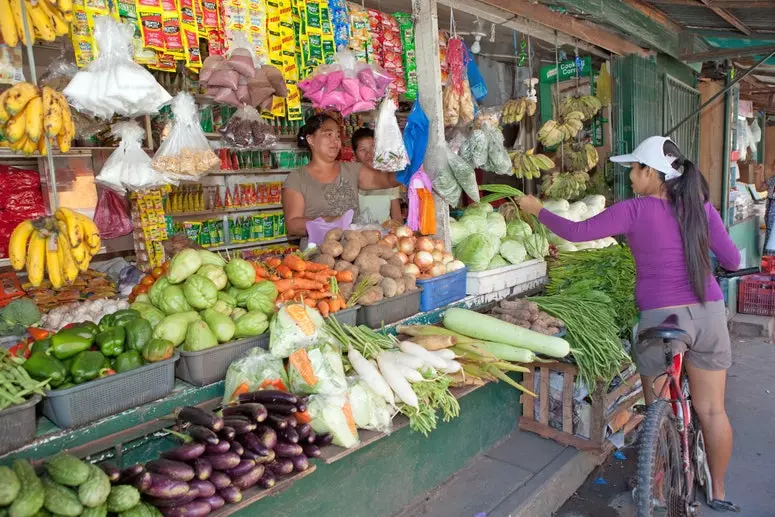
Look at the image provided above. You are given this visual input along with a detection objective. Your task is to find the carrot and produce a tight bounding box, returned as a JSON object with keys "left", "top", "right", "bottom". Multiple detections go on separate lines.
{"left": 339, "top": 293, "right": 347, "bottom": 308}
{"left": 303, "top": 297, "right": 317, "bottom": 308}
{"left": 302, "top": 272, "right": 331, "bottom": 284}
{"left": 328, "top": 297, "right": 340, "bottom": 313}
{"left": 273, "top": 278, "right": 325, "bottom": 292}
{"left": 295, "top": 410, "right": 312, "bottom": 424}
{"left": 306, "top": 290, "right": 331, "bottom": 300}
{"left": 266, "top": 257, "right": 282, "bottom": 268}
{"left": 230, "top": 382, "right": 251, "bottom": 402}
{"left": 278, "top": 289, "right": 296, "bottom": 302}
{"left": 317, "top": 300, "right": 330, "bottom": 317}
{"left": 305, "top": 262, "right": 328, "bottom": 272}
{"left": 335, "top": 270, "right": 354, "bottom": 283}
{"left": 276, "top": 264, "right": 293, "bottom": 279}
{"left": 283, "top": 254, "right": 307, "bottom": 272}
{"left": 289, "top": 350, "right": 319, "bottom": 386}
{"left": 269, "top": 274, "right": 281, "bottom": 281}
{"left": 252, "top": 262, "right": 268, "bottom": 278}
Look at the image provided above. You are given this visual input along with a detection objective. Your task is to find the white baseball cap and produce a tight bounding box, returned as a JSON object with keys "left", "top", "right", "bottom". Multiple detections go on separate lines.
{"left": 609, "top": 136, "right": 683, "bottom": 180}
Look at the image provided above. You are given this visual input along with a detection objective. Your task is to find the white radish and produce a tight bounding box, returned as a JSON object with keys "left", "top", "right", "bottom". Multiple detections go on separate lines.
{"left": 432, "top": 349, "right": 457, "bottom": 361}
{"left": 442, "top": 359, "right": 462, "bottom": 374}
{"left": 399, "top": 341, "right": 448, "bottom": 369}
{"left": 395, "top": 364, "right": 423, "bottom": 383}
{"left": 387, "top": 351, "right": 425, "bottom": 370}
{"left": 377, "top": 352, "right": 418, "bottom": 408}
{"left": 348, "top": 347, "right": 395, "bottom": 406}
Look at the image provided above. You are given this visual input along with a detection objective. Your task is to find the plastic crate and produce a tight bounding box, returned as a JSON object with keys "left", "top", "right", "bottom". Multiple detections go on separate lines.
{"left": 176, "top": 334, "right": 270, "bottom": 386}
{"left": 466, "top": 259, "right": 547, "bottom": 295}
{"left": 0, "top": 394, "right": 41, "bottom": 455}
{"left": 357, "top": 289, "right": 422, "bottom": 329}
{"left": 416, "top": 268, "right": 467, "bottom": 312}
{"left": 328, "top": 305, "right": 359, "bottom": 326}
{"left": 42, "top": 354, "right": 179, "bottom": 429}
{"left": 737, "top": 274, "right": 775, "bottom": 316}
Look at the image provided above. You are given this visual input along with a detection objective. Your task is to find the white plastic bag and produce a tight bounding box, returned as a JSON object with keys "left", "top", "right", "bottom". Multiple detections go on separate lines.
{"left": 287, "top": 340, "right": 348, "bottom": 396}
{"left": 268, "top": 303, "right": 326, "bottom": 358}
{"left": 222, "top": 347, "right": 289, "bottom": 404}
{"left": 63, "top": 16, "right": 171, "bottom": 119}
{"left": 373, "top": 97, "right": 409, "bottom": 172}
{"left": 219, "top": 105, "right": 277, "bottom": 148}
{"left": 751, "top": 118, "right": 762, "bottom": 143}
{"left": 151, "top": 92, "right": 220, "bottom": 181}
{"left": 347, "top": 376, "right": 393, "bottom": 434}
{"left": 96, "top": 121, "right": 170, "bottom": 193}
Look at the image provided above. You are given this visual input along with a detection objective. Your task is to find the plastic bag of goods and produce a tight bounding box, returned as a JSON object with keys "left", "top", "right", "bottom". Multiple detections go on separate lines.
{"left": 307, "top": 394, "right": 360, "bottom": 448}
{"left": 446, "top": 146, "right": 479, "bottom": 203}
{"left": 219, "top": 105, "right": 277, "bottom": 148}
{"left": 269, "top": 303, "right": 326, "bottom": 358}
{"left": 94, "top": 189, "right": 132, "bottom": 240}
{"left": 63, "top": 16, "right": 171, "bottom": 119}
{"left": 371, "top": 97, "right": 409, "bottom": 172}
{"left": 288, "top": 340, "right": 348, "bottom": 396}
{"left": 151, "top": 93, "right": 220, "bottom": 181}
{"left": 222, "top": 347, "right": 289, "bottom": 404}
{"left": 433, "top": 145, "right": 463, "bottom": 206}
{"left": 305, "top": 209, "right": 354, "bottom": 247}
{"left": 347, "top": 376, "right": 393, "bottom": 434}
{"left": 96, "top": 121, "right": 169, "bottom": 193}
{"left": 483, "top": 126, "right": 513, "bottom": 175}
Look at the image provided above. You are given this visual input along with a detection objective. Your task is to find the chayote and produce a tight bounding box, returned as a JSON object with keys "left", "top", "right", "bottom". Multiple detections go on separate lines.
{"left": 230, "top": 308, "right": 248, "bottom": 321}
{"left": 225, "top": 258, "right": 255, "bottom": 289}
{"left": 153, "top": 311, "right": 201, "bottom": 346}
{"left": 196, "top": 264, "right": 228, "bottom": 291}
{"left": 198, "top": 249, "right": 226, "bottom": 267}
{"left": 183, "top": 275, "right": 218, "bottom": 310}
{"left": 203, "top": 309, "right": 236, "bottom": 343}
{"left": 149, "top": 276, "right": 170, "bottom": 307}
{"left": 129, "top": 302, "right": 166, "bottom": 329}
{"left": 183, "top": 320, "right": 219, "bottom": 351}
{"left": 246, "top": 294, "right": 275, "bottom": 316}
{"left": 168, "top": 249, "right": 202, "bottom": 284}
{"left": 234, "top": 311, "right": 269, "bottom": 338}
{"left": 158, "top": 285, "right": 192, "bottom": 315}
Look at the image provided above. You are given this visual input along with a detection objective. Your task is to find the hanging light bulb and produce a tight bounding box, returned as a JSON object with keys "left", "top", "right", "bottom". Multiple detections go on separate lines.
{"left": 471, "top": 35, "right": 482, "bottom": 54}
{"left": 470, "top": 17, "right": 487, "bottom": 55}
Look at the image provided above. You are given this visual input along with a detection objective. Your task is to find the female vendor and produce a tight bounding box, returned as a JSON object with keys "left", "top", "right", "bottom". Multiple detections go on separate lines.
{"left": 283, "top": 115, "right": 401, "bottom": 240}
{"left": 351, "top": 127, "right": 403, "bottom": 224}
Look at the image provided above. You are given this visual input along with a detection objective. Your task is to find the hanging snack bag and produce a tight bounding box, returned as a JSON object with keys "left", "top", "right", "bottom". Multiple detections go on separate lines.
{"left": 373, "top": 97, "right": 409, "bottom": 172}
{"left": 97, "top": 121, "right": 170, "bottom": 192}
{"left": 152, "top": 92, "right": 221, "bottom": 181}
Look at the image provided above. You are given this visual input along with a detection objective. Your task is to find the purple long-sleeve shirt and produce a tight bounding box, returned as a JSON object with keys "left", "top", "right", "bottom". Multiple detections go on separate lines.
{"left": 538, "top": 197, "right": 741, "bottom": 311}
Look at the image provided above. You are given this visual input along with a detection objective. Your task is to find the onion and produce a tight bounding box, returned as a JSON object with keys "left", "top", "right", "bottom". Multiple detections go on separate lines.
{"left": 407, "top": 253, "right": 415, "bottom": 264}
{"left": 441, "top": 252, "right": 454, "bottom": 264}
{"left": 395, "top": 226, "right": 413, "bottom": 238}
{"left": 398, "top": 237, "right": 414, "bottom": 254}
{"left": 395, "top": 252, "right": 409, "bottom": 265}
{"left": 429, "top": 263, "right": 447, "bottom": 277}
{"left": 446, "top": 260, "right": 466, "bottom": 272}
{"left": 414, "top": 251, "right": 434, "bottom": 272}
{"left": 431, "top": 250, "right": 443, "bottom": 262}
{"left": 404, "top": 263, "right": 420, "bottom": 276}
{"left": 378, "top": 238, "right": 394, "bottom": 248}
{"left": 416, "top": 236, "right": 434, "bottom": 253}
{"left": 383, "top": 234, "right": 398, "bottom": 247}
{"left": 433, "top": 239, "right": 445, "bottom": 252}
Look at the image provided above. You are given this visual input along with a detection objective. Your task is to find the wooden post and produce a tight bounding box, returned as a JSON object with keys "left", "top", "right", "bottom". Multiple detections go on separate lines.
{"left": 413, "top": 0, "right": 450, "bottom": 248}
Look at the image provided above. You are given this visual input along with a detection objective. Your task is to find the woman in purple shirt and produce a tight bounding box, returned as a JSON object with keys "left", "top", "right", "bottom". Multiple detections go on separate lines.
{"left": 518, "top": 136, "right": 741, "bottom": 512}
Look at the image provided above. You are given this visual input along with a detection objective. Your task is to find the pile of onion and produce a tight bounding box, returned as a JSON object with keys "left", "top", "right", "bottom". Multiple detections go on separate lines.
{"left": 386, "top": 226, "right": 463, "bottom": 279}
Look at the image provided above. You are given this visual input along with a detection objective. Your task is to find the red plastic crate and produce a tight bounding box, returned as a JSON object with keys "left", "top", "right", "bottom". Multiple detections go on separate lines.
{"left": 738, "top": 275, "right": 775, "bottom": 316}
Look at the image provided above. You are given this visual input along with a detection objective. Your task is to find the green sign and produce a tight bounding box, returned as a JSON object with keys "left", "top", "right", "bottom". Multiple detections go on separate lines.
{"left": 540, "top": 56, "right": 593, "bottom": 83}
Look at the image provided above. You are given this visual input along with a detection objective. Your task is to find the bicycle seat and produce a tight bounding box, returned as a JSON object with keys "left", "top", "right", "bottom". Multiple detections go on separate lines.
{"left": 637, "top": 315, "right": 693, "bottom": 346}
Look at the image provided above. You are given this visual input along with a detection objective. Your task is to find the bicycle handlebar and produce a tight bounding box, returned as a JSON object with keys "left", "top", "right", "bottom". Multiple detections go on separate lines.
{"left": 714, "top": 266, "right": 760, "bottom": 279}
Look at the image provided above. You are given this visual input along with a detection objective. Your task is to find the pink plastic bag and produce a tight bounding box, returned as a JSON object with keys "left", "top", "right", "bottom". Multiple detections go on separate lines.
{"left": 94, "top": 189, "right": 133, "bottom": 240}
{"left": 305, "top": 210, "right": 354, "bottom": 246}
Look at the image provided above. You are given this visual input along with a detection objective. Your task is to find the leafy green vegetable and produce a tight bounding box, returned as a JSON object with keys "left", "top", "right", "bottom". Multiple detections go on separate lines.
{"left": 488, "top": 254, "right": 509, "bottom": 269}
{"left": 449, "top": 220, "right": 470, "bottom": 247}
{"left": 1, "top": 298, "right": 40, "bottom": 327}
{"left": 506, "top": 219, "right": 532, "bottom": 241}
{"left": 455, "top": 234, "right": 499, "bottom": 272}
{"left": 484, "top": 212, "right": 507, "bottom": 240}
{"left": 499, "top": 239, "right": 527, "bottom": 265}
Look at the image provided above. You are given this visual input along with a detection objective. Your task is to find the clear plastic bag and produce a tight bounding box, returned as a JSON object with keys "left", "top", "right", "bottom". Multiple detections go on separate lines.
{"left": 219, "top": 105, "right": 277, "bottom": 148}
{"left": 483, "top": 126, "right": 513, "bottom": 175}
{"left": 94, "top": 189, "right": 132, "bottom": 239}
{"left": 222, "top": 347, "right": 289, "bottom": 404}
{"left": 152, "top": 92, "right": 220, "bottom": 181}
{"left": 63, "top": 16, "right": 171, "bottom": 119}
{"left": 307, "top": 394, "right": 360, "bottom": 448}
{"left": 288, "top": 340, "right": 348, "bottom": 396}
{"left": 269, "top": 302, "right": 327, "bottom": 358}
{"left": 434, "top": 145, "right": 463, "bottom": 206}
{"left": 373, "top": 97, "right": 409, "bottom": 172}
{"left": 447, "top": 146, "right": 480, "bottom": 202}
{"left": 97, "top": 121, "right": 170, "bottom": 192}
{"left": 751, "top": 118, "right": 762, "bottom": 143}
{"left": 459, "top": 129, "right": 488, "bottom": 168}
{"left": 347, "top": 376, "right": 394, "bottom": 434}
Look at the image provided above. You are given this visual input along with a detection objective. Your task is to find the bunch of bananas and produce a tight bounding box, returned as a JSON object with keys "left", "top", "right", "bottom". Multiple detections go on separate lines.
{"left": 8, "top": 208, "right": 100, "bottom": 289}
{"left": 0, "top": 82, "right": 74, "bottom": 155}
{"left": 510, "top": 150, "right": 555, "bottom": 179}
{"left": 537, "top": 111, "right": 585, "bottom": 147}
{"left": 558, "top": 95, "right": 602, "bottom": 121}
{"left": 501, "top": 97, "right": 537, "bottom": 124}
{"left": 558, "top": 142, "right": 599, "bottom": 173}
{"left": 541, "top": 171, "right": 590, "bottom": 201}
{"left": 0, "top": 0, "right": 72, "bottom": 48}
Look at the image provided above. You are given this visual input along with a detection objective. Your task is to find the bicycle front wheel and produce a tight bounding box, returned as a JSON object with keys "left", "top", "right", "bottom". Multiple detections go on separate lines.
{"left": 636, "top": 399, "right": 685, "bottom": 517}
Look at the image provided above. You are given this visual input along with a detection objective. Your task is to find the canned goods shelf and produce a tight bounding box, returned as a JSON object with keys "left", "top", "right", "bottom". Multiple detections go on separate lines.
{"left": 168, "top": 204, "right": 283, "bottom": 218}
{"left": 206, "top": 235, "right": 300, "bottom": 252}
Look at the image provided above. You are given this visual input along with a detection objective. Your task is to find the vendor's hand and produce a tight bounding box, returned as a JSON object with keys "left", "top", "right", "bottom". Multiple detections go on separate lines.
{"left": 516, "top": 195, "right": 543, "bottom": 217}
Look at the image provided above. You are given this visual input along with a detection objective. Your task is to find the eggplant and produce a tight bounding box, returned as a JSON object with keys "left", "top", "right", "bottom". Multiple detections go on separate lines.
{"left": 146, "top": 487, "right": 200, "bottom": 508}
{"left": 100, "top": 462, "right": 121, "bottom": 483}
{"left": 229, "top": 440, "right": 245, "bottom": 456}
{"left": 258, "top": 470, "right": 276, "bottom": 489}
{"left": 239, "top": 390, "right": 297, "bottom": 405}
{"left": 203, "top": 452, "right": 241, "bottom": 471}
{"left": 268, "top": 459, "right": 293, "bottom": 476}
{"left": 295, "top": 400, "right": 307, "bottom": 413}
{"left": 232, "top": 465, "right": 265, "bottom": 490}
{"left": 142, "top": 473, "right": 190, "bottom": 499}
{"left": 160, "top": 501, "right": 212, "bottom": 517}
{"left": 306, "top": 429, "right": 317, "bottom": 445}
{"left": 218, "top": 486, "right": 243, "bottom": 504}
{"left": 146, "top": 459, "right": 196, "bottom": 482}
{"left": 278, "top": 426, "right": 299, "bottom": 444}
{"left": 162, "top": 442, "right": 206, "bottom": 462}
{"left": 315, "top": 433, "right": 333, "bottom": 447}
{"left": 222, "top": 403, "right": 268, "bottom": 423}
{"left": 131, "top": 472, "right": 152, "bottom": 492}
{"left": 253, "top": 449, "right": 276, "bottom": 464}
{"left": 218, "top": 426, "right": 236, "bottom": 441}
{"left": 264, "top": 402, "right": 297, "bottom": 415}
{"left": 225, "top": 459, "right": 255, "bottom": 478}
{"left": 188, "top": 425, "right": 220, "bottom": 446}
{"left": 223, "top": 416, "right": 257, "bottom": 435}
{"left": 303, "top": 444, "right": 321, "bottom": 459}
{"left": 255, "top": 425, "right": 278, "bottom": 449}
{"left": 198, "top": 494, "right": 225, "bottom": 511}
{"left": 176, "top": 407, "right": 224, "bottom": 432}
{"left": 291, "top": 455, "right": 309, "bottom": 472}
{"left": 266, "top": 414, "right": 288, "bottom": 430}
{"left": 205, "top": 441, "right": 230, "bottom": 454}
{"left": 208, "top": 471, "right": 231, "bottom": 489}
{"left": 188, "top": 479, "right": 216, "bottom": 499}
{"left": 192, "top": 458, "right": 211, "bottom": 481}
{"left": 119, "top": 464, "right": 145, "bottom": 483}
{"left": 274, "top": 442, "right": 303, "bottom": 458}
{"left": 296, "top": 423, "right": 311, "bottom": 441}
{"left": 238, "top": 432, "right": 270, "bottom": 456}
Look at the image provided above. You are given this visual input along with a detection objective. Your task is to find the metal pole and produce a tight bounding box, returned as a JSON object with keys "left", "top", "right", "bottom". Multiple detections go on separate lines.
{"left": 721, "top": 70, "right": 733, "bottom": 226}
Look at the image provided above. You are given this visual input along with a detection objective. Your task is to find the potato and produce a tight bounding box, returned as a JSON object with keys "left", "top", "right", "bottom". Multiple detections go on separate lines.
{"left": 344, "top": 230, "right": 367, "bottom": 244}
{"left": 394, "top": 277, "right": 406, "bottom": 296}
{"left": 379, "top": 246, "right": 395, "bottom": 260}
{"left": 346, "top": 264, "right": 360, "bottom": 279}
{"left": 379, "top": 264, "right": 403, "bottom": 280}
{"left": 313, "top": 253, "right": 336, "bottom": 268}
{"left": 334, "top": 260, "right": 352, "bottom": 271}
{"left": 338, "top": 282, "right": 354, "bottom": 301}
{"left": 320, "top": 240, "right": 344, "bottom": 258}
{"left": 359, "top": 286, "right": 384, "bottom": 305}
{"left": 403, "top": 274, "right": 418, "bottom": 291}
{"left": 355, "top": 253, "right": 381, "bottom": 273}
{"left": 325, "top": 228, "right": 343, "bottom": 242}
{"left": 340, "top": 239, "right": 363, "bottom": 262}
{"left": 360, "top": 244, "right": 394, "bottom": 259}
{"left": 380, "top": 277, "right": 398, "bottom": 298}
{"left": 377, "top": 258, "right": 387, "bottom": 266}
{"left": 387, "top": 255, "right": 404, "bottom": 268}
{"left": 358, "top": 272, "right": 382, "bottom": 286}
{"left": 361, "top": 230, "right": 381, "bottom": 245}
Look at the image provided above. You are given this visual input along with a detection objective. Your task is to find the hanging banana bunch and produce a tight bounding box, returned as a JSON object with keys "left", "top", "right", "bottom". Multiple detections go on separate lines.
{"left": 558, "top": 95, "right": 602, "bottom": 121}
{"left": 0, "top": 0, "right": 72, "bottom": 48}
{"left": 537, "top": 110, "right": 586, "bottom": 147}
{"left": 509, "top": 149, "right": 555, "bottom": 179}
{"left": 557, "top": 142, "right": 599, "bottom": 173}
{"left": 0, "top": 83, "right": 74, "bottom": 155}
{"left": 501, "top": 97, "right": 538, "bottom": 125}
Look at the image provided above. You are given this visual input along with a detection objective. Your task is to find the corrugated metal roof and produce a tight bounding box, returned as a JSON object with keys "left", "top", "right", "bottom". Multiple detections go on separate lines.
{"left": 651, "top": 2, "right": 775, "bottom": 33}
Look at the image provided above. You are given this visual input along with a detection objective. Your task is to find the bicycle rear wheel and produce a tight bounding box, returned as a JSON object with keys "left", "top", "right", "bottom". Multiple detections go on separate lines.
{"left": 636, "top": 399, "right": 685, "bottom": 517}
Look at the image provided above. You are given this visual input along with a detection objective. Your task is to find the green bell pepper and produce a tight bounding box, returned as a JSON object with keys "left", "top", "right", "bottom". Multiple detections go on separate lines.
{"left": 71, "top": 351, "right": 109, "bottom": 384}
{"left": 30, "top": 337, "right": 52, "bottom": 355}
{"left": 114, "top": 350, "right": 144, "bottom": 373}
{"left": 51, "top": 329, "right": 94, "bottom": 360}
{"left": 96, "top": 327, "right": 125, "bottom": 357}
{"left": 98, "top": 313, "right": 116, "bottom": 332}
{"left": 124, "top": 318, "right": 152, "bottom": 353}
{"left": 56, "top": 382, "right": 75, "bottom": 390}
{"left": 23, "top": 351, "right": 68, "bottom": 387}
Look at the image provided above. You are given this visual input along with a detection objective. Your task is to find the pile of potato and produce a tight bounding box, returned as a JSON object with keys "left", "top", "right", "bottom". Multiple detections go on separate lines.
{"left": 312, "top": 229, "right": 419, "bottom": 305}
{"left": 489, "top": 299, "right": 564, "bottom": 336}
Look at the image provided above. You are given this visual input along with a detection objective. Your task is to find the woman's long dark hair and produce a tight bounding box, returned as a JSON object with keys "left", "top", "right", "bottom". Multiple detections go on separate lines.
{"left": 661, "top": 140, "right": 712, "bottom": 301}
{"left": 297, "top": 114, "right": 335, "bottom": 149}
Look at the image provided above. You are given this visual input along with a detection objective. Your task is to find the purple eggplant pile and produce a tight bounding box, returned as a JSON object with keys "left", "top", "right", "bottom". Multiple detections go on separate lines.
{"left": 118, "top": 391, "right": 330, "bottom": 517}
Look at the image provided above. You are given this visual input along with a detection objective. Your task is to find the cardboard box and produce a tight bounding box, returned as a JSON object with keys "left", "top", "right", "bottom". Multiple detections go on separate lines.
{"left": 739, "top": 163, "right": 774, "bottom": 185}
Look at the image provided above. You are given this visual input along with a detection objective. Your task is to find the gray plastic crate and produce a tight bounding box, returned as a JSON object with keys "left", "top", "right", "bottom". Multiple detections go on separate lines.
{"left": 0, "top": 394, "right": 41, "bottom": 455}
{"left": 327, "top": 305, "right": 359, "bottom": 326}
{"left": 42, "top": 354, "right": 179, "bottom": 429}
{"left": 357, "top": 289, "right": 422, "bottom": 329}
{"left": 176, "top": 334, "right": 270, "bottom": 387}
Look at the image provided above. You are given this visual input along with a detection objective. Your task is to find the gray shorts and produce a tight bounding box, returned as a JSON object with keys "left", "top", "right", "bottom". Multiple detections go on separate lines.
{"left": 635, "top": 301, "right": 732, "bottom": 376}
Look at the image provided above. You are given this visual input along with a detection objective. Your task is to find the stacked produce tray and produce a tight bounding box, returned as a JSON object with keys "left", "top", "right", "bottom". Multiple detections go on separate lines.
{"left": 0, "top": 394, "right": 41, "bottom": 455}
{"left": 416, "top": 268, "right": 467, "bottom": 312}
{"left": 175, "top": 334, "right": 270, "bottom": 386}
{"left": 357, "top": 289, "right": 422, "bottom": 328}
{"left": 466, "top": 259, "right": 547, "bottom": 296}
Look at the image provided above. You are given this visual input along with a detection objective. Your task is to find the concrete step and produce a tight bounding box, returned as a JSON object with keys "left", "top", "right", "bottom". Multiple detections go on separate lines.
{"left": 729, "top": 314, "right": 772, "bottom": 339}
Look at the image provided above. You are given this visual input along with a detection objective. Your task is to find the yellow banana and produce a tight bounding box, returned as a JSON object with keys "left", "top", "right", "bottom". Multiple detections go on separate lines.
{"left": 46, "top": 234, "right": 64, "bottom": 289}
{"left": 5, "top": 109, "right": 26, "bottom": 142}
{"left": 26, "top": 230, "right": 46, "bottom": 287}
{"left": 54, "top": 207, "right": 82, "bottom": 248}
{"left": 57, "top": 226, "right": 78, "bottom": 284}
{"left": 0, "top": 89, "right": 10, "bottom": 123}
{"left": 37, "top": 0, "right": 67, "bottom": 36}
{"left": 10, "top": 134, "right": 27, "bottom": 151}
{"left": 4, "top": 82, "right": 38, "bottom": 115}
{"left": 0, "top": 0, "right": 18, "bottom": 48}
{"left": 72, "top": 241, "right": 89, "bottom": 271}
{"left": 25, "top": 0, "right": 56, "bottom": 42}
{"left": 24, "top": 94, "right": 43, "bottom": 142}
{"left": 8, "top": 219, "right": 35, "bottom": 270}
{"left": 9, "top": 0, "right": 32, "bottom": 46}
{"left": 21, "top": 136, "right": 36, "bottom": 155}
{"left": 75, "top": 212, "right": 100, "bottom": 253}
{"left": 37, "top": 135, "right": 48, "bottom": 156}
{"left": 42, "top": 87, "right": 62, "bottom": 138}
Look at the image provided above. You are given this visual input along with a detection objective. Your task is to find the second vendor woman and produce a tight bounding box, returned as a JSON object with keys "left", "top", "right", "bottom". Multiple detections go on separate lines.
{"left": 283, "top": 114, "right": 400, "bottom": 238}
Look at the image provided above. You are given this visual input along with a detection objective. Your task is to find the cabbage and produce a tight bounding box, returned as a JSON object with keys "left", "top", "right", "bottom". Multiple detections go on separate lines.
{"left": 505, "top": 220, "right": 532, "bottom": 241}
{"left": 460, "top": 213, "right": 487, "bottom": 234}
{"left": 484, "top": 212, "right": 507, "bottom": 240}
{"left": 499, "top": 239, "right": 527, "bottom": 265}
{"left": 524, "top": 233, "right": 549, "bottom": 259}
{"left": 542, "top": 199, "right": 570, "bottom": 213}
{"left": 488, "top": 254, "right": 510, "bottom": 269}
{"left": 467, "top": 202, "right": 493, "bottom": 214}
{"left": 463, "top": 204, "right": 488, "bottom": 218}
{"left": 455, "top": 234, "right": 499, "bottom": 272}
{"left": 556, "top": 242, "right": 578, "bottom": 252}
{"left": 547, "top": 232, "right": 568, "bottom": 246}
{"left": 449, "top": 220, "right": 470, "bottom": 247}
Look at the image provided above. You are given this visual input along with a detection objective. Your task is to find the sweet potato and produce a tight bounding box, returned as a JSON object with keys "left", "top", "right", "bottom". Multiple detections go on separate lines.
{"left": 380, "top": 277, "right": 397, "bottom": 298}
{"left": 379, "top": 264, "right": 403, "bottom": 280}
{"left": 355, "top": 253, "right": 381, "bottom": 273}
{"left": 325, "top": 228, "right": 343, "bottom": 242}
{"left": 312, "top": 253, "right": 336, "bottom": 268}
{"left": 361, "top": 230, "right": 381, "bottom": 245}
{"left": 320, "top": 241, "right": 344, "bottom": 258}
{"left": 359, "top": 286, "right": 384, "bottom": 305}
{"left": 340, "top": 239, "right": 363, "bottom": 262}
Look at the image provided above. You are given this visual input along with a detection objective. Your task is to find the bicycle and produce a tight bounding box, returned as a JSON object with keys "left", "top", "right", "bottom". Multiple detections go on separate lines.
{"left": 634, "top": 266, "right": 758, "bottom": 517}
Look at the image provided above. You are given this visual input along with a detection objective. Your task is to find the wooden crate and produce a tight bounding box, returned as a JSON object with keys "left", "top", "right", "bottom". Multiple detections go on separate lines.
{"left": 519, "top": 361, "right": 643, "bottom": 452}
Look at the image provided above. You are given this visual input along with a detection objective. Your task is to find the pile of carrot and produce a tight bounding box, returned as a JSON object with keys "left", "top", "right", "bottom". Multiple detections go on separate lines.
{"left": 251, "top": 253, "right": 354, "bottom": 317}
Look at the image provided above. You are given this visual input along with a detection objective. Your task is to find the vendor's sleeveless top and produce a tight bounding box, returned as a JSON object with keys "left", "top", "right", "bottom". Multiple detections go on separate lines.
{"left": 283, "top": 162, "right": 360, "bottom": 220}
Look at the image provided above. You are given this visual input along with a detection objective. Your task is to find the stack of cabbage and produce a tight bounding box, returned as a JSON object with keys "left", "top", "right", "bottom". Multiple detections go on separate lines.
{"left": 130, "top": 249, "right": 277, "bottom": 352}
{"left": 449, "top": 202, "right": 548, "bottom": 271}
{"left": 543, "top": 195, "right": 618, "bottom": 252}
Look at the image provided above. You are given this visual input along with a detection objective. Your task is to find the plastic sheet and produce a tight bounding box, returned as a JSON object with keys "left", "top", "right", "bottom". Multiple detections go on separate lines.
{"left": 94, "top": 189, "right": 133, "bottom": 240}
